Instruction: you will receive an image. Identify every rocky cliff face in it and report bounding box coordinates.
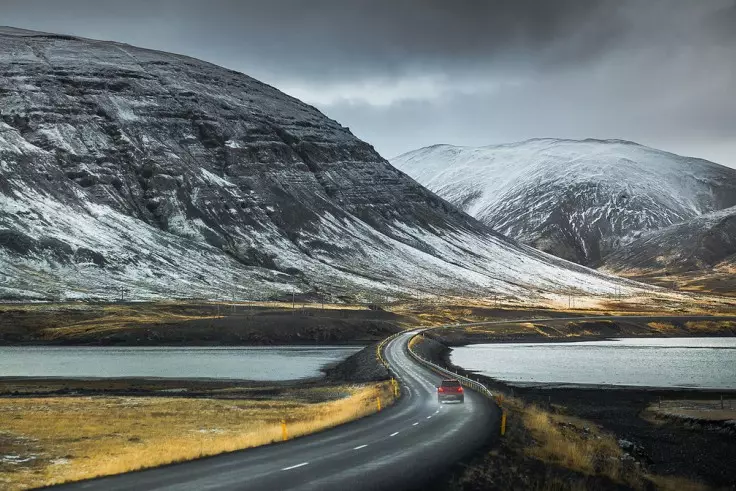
[0,28,637,301]
[392,139,736,266]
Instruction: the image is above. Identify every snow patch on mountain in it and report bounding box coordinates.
[0,30,647,301]
[600,205,736,274]
[392,139,736,265]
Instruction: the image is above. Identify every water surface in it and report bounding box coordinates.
[0,346,362,380]
[451,337,736,389]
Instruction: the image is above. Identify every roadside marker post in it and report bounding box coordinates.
[377,397,382,412]
[281,419,288,441]
[500,411,507,436]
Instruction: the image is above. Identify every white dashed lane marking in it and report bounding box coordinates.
[281,462,309,471]
[353,445,367,450]
[390,432,399,437]
[412,422,419,426]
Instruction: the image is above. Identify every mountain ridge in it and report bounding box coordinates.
[0,28,642,301]
[392,139,736,265]
[600,205,736,274]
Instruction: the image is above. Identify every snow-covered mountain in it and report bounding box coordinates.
[392,139,736,265]
[0,28,641,301]
[600,205,736,275]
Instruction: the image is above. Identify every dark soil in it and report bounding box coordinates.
[519,386,736,489]
[429,417,633,491]
[323,342,389,382]
[420,332,736,490]
[0,303,407,345]
[433,315,736,346]
[0,342,390,399]
[87,311,401,346]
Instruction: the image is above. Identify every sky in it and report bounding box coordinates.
[1,0,735,167]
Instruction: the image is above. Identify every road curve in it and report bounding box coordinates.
[52,331,499,491]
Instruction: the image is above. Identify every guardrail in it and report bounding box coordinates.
[380,329,506,434]
[406,331,495,401]
[376,330,405,369]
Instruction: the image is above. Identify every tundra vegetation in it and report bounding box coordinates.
[0,381,395,490]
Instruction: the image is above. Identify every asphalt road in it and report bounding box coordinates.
[53,331,498,491]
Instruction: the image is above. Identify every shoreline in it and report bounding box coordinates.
[413,333,736,489]
[0,339,374,347]
[428,314,736,349]
[446,335,736,393]
[0,342,391,398]
[442,330,736,346]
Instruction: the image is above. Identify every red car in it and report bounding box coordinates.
[437,379,464,403]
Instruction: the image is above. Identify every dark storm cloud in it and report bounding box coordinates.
[0,0,628,77]
[1,0,735,165]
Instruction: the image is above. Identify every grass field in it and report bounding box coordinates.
[519,401,637,487]
[456,396,709,491]
[0,381,395,490]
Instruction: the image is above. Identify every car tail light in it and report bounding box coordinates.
[457,386,463,392]
[438,387,444,392]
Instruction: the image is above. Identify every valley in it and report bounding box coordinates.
[0,18,734,491]
[0,28,643,304]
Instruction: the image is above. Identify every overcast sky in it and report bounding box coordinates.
[1,0,735,167]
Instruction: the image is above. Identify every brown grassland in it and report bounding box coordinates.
[0,381,395,490]
[476,397,709,491]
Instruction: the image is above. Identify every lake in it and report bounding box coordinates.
[0,346,362,380]
[450,337,736,389]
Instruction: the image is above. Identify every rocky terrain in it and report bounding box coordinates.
[392,139,736,266]
[600,205,736,274]
[0,28,642,301]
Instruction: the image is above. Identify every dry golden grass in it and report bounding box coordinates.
[407,334,423,350]
[41,312,219,339]
[495,398,711,491]
[647,321,677,332]
[684,320,736,331]
[645,398,736,422]
[521,404,628,483]
[646,474,710,491]
[1,301,379,342]
[0,382,394,490]
[647,319,736,335]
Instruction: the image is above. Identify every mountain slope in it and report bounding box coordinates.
[599,206,736,296]
[600,206,736,274]
[392,139,736,265]
[0,27,639,301]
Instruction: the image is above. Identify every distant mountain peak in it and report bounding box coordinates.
[392,139,736,265]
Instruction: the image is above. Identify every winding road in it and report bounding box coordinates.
[55,331,499,491]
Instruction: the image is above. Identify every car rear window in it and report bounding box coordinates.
[441,380,461,387]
